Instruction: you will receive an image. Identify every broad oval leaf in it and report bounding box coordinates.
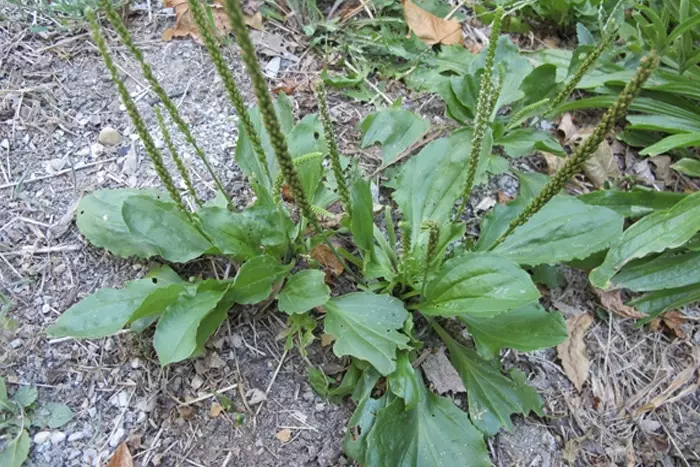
[350,178,374,252]
[344,395,388,464]
[672,158,700,177]
[364,380,490,467]
[153,280,231,365]
[460,303,568,360]
[76,189,167,258]
[386,351,421,410]
[497,128,564,158]
[0,430,29,467]
[233,255,293,305]
[324,292,410,375]
[433,322,543,435]
[632,283,700,323]
[46,266,181,339]
[493,196,624,266]
[640,132,700,156]
[578,189,686,218]
[123,196,213,263]
[611,250,700,292]
[278,269,330,315]
[418,252,540,318]
[590,191,700,289]
[359,109,430,164]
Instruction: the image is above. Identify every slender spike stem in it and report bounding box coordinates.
[455,7,503,221]
[316,80,352,216]
[98,0,231,205]
[87,9,191,220]
[185,0,272,187]
[154,106,202,206]
[490,52,660,249]
[420,220,440,297]
[547,33,614,115]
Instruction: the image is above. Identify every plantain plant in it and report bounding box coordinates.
[49,2,661,464]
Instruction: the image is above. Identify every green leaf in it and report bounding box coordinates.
[672,158,700,177]
[0,430,29,467]
[497,128,565,158]
[640,132,700,156]
[278,270,330,315]
[307,367,330,397]
[611,250,700,292]
[364,380,490,467]
[493,197,624,265]
[590,192,700,289]
[197,197,292,261]
[433,322,543,435]
[518,171,550,199]
[233,256,293,305]
[350,178,374,251]
[474,198,528,251]
[631,283,700,322]
[345,395,387,464]
[359,109,430,164]
[127,266,187,327]
[418,252,540,318]
[324,292,410,375]
[519,64,558,105]
[76,189,167,258]
[626,115,700,134]
[236,93,294,191]
[387,129,492,248]
[153,280,231,365]
[193,286,237,357]
[48,279,157,339]
[387,351,421,410]
[460,303,567,360]
[11,386,37,408]
[578,189,687,218]
[32,402,73,429]
[530,264,566,288]
[122,196,212,263]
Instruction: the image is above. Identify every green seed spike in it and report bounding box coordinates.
[491,52,660,249]
[547,32,615,115]
[420,220,440,296]
[185,0,272,187]
[398,221,413,279]
[316,80,352,217]
[154,106,202,206]
[98,0,231,205]
[88,9,191,220]
[456,7,503,221]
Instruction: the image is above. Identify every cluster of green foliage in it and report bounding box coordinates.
[0,377,73,467]
[42,1,695,465]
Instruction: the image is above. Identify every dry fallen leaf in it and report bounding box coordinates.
[320,333,335,347]
[593,288,645,319]
[637,361,699,415]
[106,443,134,467]
[567,129,620,188]
[177,405,196,420]
[209,402,224,418]
[651,311,688,339]
[162,0,262,43]
[650,155,673,185]
[543,152,566,174]
[421,348,466,394]
[402,0,462,45]
[275,428,292,443]
[556,113,577,141]
[557,312,594,392]
[310,244,344,277]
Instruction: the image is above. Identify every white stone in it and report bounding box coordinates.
[98,127,121,146]
[108,427,125,447]
[50,431,66,444]
[68,432,85,442]
[33,431,51,444]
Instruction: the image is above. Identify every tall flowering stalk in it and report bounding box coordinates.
[98,0,231,204]
[420,220,440,296]
[456,7,504,220]
[491,52,660,248]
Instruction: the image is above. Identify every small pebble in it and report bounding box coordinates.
[68,432,85,443]
[108,427,125,447]
[130,357,141,369]
[82,448,98,465]
[33,431,51,444]
[51,431,66,444]
[9,338,22,349]
[98,127,121,146]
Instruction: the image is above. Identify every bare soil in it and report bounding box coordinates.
[1,3,699,467]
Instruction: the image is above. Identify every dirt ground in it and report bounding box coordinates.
[1,3,699,467]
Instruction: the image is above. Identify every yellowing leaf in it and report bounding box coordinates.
[556,313,593,392]
[402,0,462,46]
[106,443,134,467]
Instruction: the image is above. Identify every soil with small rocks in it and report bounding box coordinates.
[1,3,699,467]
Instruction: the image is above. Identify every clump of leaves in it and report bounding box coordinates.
[50,1,661,464]
[0,378,73,467]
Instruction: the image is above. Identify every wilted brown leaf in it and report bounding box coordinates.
[209,402,224,418]
[162,0,262,43]
[651,311,688,338]
[310,244,343,277]
[593,288,644,319]
[636,357,700,415]
[177,405,196,420]
[556,113,577,141]
[320,333,335,347]
[543,152,566,174]
[557,312,594,392]
[275,428,292,443]
[402,0,462,45]
[106,443,134,467]
[568,129,620,188]
[650,155,673,185]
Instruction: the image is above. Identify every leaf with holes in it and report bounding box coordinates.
[418,252,540,318]
[324,292,410,375]
[278,270,330,315]
[433,322,543,435]
[359,108,430,164]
